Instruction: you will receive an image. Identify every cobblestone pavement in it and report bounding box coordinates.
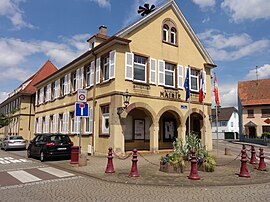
[1,141,270,201]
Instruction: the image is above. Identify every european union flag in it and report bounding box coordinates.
[184,67,190,101]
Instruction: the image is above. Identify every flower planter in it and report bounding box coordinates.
[160,162,185,173]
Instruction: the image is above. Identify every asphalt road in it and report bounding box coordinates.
[0,141,270,202]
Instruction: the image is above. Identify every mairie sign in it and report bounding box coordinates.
[75,102,89,117]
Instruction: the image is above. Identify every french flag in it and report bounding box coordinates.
[199,71,205,103]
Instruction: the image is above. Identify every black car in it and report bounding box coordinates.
[27,134,74,162]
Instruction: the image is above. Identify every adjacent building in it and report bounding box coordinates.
[238,78,270,139]
[34,0,216,155]
[211,107,239,139]
[0,60,58,140]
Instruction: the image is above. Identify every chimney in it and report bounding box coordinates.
[99,25,107,35]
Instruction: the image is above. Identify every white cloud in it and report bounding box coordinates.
[89,0,111,9]
[0,91,9,103]
[192,0,215,9]
[245,64,270,80]
[198,30,270,61]
[212,83,238,107]
[0,0,34,29]
[221,0,270,22]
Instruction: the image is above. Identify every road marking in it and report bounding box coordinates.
[7,170,42,183]
[38,167,75,178]
[0,157,31,164]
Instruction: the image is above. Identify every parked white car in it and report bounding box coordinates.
[1,135,26,151]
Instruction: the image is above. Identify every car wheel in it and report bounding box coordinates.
[40,151,45,162]
[27,149,32,158]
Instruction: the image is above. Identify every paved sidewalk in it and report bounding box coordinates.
[47,145,270,187]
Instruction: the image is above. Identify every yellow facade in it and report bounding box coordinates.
[34,1,216,155]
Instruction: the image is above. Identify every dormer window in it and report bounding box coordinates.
[162,19,178,46]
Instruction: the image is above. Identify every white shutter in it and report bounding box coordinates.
[63,113,67,134]
[150,58,156,84]
[80,67,84,89]
[75,116,80,133]
[76,69,80,91]
[35,91,38,106]
[125,52,133,80]
[55,114,59,133]
[203,70,206,94]
[89,107,93,134]
[55,79,60,98]
[158,60,165,85]
[109,50,116,79]
[66,112,69,133]
[90,61,94,87]
[46,84,51,102]
[45,115,49,133]
[177,65,184,89]
[39,87,44,104]
[38,117,42,134]
[96,58,100,84]
[67,73,71,94]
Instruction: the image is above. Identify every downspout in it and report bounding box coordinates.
[92,51,97,155]
[28,95,33,141]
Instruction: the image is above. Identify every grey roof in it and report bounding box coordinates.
[211,107,238,122]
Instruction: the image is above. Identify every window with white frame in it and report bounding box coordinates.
[71,71,77,92]
[190,69,199,91]
[165,63,175,87]
[101,105,109,135]
[59,114,63,133]
[134,55,147,82]
[60,77,65,96]
[171,27,176,44]
[163,24,169,42]
[102,55,110,81]
[50,115,53,133]
[231,122,233,127]
[86,65,91,87]
[51,82,56,99]
[85,107,93,134]
[162,19,178,45]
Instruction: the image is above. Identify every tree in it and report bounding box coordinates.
[0,108,21,129]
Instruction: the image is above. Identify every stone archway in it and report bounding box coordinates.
[122,102,156,151]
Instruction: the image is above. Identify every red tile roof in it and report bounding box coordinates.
[22,60,58,94]
[238,78,270,106]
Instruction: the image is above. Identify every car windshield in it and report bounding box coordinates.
[48,135,70,143]
[10,136,23,140]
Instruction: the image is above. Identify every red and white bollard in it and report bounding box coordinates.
[249,145,257,165]
[239,144,250,178]
[105,147,115,173]
[188,150,200,180]
[257,148,267,171]
[129,149,139,177]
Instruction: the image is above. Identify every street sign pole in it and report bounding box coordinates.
[79,116,82,154]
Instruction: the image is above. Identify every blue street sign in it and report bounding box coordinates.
[75,102,89,117]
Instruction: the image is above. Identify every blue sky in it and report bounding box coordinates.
[0,0,270,108]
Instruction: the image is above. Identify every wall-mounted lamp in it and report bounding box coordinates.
[117,89,131,115]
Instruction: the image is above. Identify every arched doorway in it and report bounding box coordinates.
[124,108,153,151]
[186,112,203,139]
[159,111,181,149]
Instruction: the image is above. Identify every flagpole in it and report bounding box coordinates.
[215,105,219,157]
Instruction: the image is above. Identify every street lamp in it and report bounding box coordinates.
[117,89,131,115]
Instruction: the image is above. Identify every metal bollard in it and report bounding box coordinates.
[239,145,250,177]
[257,148,267,171]
[129,149,139,177]
[249,145,257,164]
[188,149,200,180]
[105,147,115,173]
[70,146,79,164]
